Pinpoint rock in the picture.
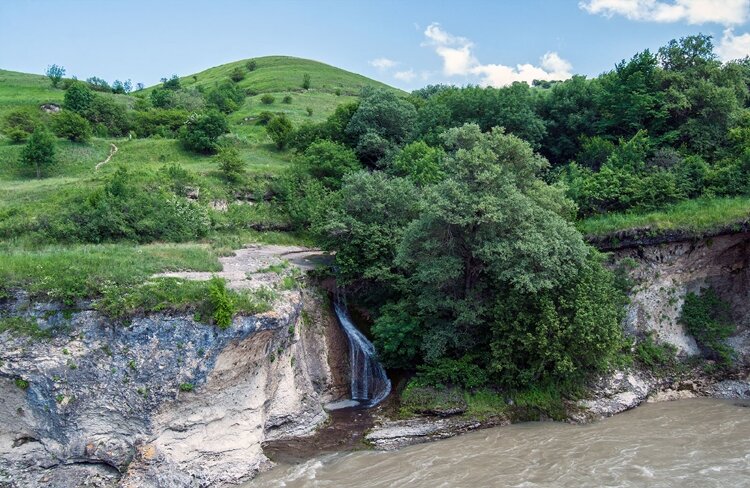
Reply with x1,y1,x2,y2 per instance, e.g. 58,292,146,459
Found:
0,283,346,487
574,370,654,421
366,415,506,450
40,103,61,113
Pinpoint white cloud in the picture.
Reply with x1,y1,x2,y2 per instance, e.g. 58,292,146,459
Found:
717,28,750,60
369,57,398,70
580,0,750,26
394,69,417,82
422,23,572,87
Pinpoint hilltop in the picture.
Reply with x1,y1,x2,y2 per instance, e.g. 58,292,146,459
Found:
159,55,404,96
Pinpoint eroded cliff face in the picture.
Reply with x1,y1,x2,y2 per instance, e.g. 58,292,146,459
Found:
613,231,750,358
0,285,348,487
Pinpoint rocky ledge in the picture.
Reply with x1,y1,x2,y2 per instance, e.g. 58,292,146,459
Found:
0,247,348,487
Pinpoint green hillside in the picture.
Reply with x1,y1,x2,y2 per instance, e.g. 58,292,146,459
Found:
162,56,404,95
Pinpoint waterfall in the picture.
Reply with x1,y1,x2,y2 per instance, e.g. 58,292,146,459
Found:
332,295,391,407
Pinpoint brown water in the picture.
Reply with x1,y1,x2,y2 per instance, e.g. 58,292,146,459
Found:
250,399,750,487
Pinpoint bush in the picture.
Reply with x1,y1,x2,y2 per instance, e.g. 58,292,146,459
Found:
206,82,245,113
635,333,677,369
64,81,95,113
85,95,130,136
53,111,91,142
256,111,275,125
230,67,245,82
3,109,37,142
400,383,467,417
282,95,293,104
20,127,56,178
215,145,245,182
162,75,181,90
261,94,275,105
302,73,311,90
246,60,257,71
42,167,210,243
179,383,194,392
680,288,735,365
266,113,293,149
130,109,189,138
179,110,229,154
150,88,176,109
208,277,235,329
86,76,111,92
306,107,313,116
415,355,489,390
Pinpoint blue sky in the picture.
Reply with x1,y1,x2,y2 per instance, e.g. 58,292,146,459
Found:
2,0,750,90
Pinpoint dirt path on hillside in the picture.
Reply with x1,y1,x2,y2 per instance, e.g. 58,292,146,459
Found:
95,143,118,171
153,244,330,290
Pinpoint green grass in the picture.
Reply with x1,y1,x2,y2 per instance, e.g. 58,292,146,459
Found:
0,69,64,120
0,243,221,305
155,56,403,96
578,196,750,236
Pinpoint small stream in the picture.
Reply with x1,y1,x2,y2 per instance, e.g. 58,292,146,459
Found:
252,398,750,487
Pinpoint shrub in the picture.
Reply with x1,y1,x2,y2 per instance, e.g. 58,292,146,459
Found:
635,333,677,369
215,145,245,182
400,383,467,417
3,109,37,142
208,277,235,329
206,82,245,113
14,378,30,390
162,75,181,90
246,60,257,72
85,95,130,136
415,355,489,390
86,76,111,92
302,73,311,89
266,113,293,149
282,95,293,104
130,109,189,138
42,167,210,243
680,288,735,365
179,382,194,392
150,88,176,109
20,127,56,178
257,111,275,125
230,67,245,82
179,110,229,153
261,94,275,105
306,107,313,116
64,81,95,113
53,111,91,142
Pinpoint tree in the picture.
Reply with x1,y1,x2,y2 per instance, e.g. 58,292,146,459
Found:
151,88,176,109
3,110,37,143
46,64,65,87
266,113,293,149
302,73,311,89
346,88,417,146
161,75,181,90
246,60,257,72
179,110,229,153
64,81,94,113
215,146,245,182
390,141,445,185
295,140,361,189
53,111,91,142
20,127,56,178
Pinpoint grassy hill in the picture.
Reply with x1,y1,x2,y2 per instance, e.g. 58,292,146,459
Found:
160,56,404,96
2,56,403,304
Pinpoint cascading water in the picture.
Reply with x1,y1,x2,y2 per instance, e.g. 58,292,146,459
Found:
333,294,391,407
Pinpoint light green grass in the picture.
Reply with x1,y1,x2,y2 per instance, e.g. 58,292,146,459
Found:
152,56,403,96
0,243,221,304
0,69,64,120
578,196,750,236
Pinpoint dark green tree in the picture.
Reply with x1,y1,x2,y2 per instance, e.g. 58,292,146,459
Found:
20,127,56,178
